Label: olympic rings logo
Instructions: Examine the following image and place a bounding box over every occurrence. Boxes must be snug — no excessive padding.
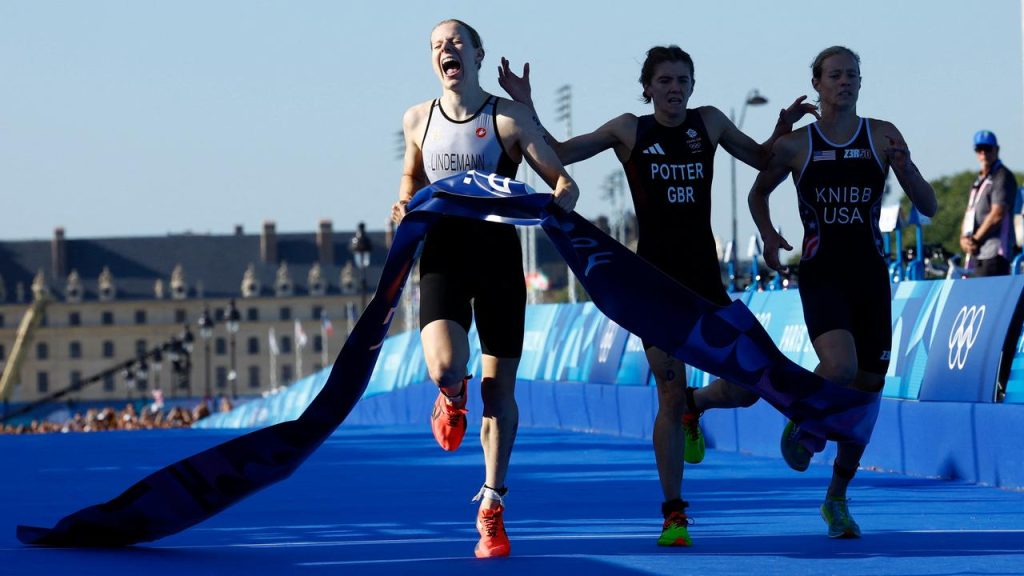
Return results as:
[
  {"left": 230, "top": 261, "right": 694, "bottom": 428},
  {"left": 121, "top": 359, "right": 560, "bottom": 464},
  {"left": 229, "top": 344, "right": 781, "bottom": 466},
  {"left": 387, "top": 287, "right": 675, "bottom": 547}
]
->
[{"left": 947, "top": 305, "right": 986, "bottom": 370}]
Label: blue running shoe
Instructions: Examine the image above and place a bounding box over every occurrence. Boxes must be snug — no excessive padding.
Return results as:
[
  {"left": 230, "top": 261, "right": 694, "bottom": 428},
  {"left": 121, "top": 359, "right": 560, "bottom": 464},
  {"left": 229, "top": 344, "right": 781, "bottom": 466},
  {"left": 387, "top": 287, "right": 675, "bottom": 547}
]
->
[
  {"left": 780, "top": 420, "right": 811, "bottom": 472},
  {"left": 820, "top": 498, "right": 862, "bottom": 538}
]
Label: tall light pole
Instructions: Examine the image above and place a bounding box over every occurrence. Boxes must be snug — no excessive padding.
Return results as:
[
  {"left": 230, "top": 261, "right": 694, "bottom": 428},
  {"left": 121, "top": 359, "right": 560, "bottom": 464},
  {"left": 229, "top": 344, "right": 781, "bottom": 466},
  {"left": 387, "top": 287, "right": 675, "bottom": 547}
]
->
[
  {"left": 603, "top": 171, "right": 626, "bottom": 244},
  {"left": 350, "top": 222, "right": 372, "bottom": 310},
  {"left": 180, "top": 325, "right": 194, "bottom": 397},
  {"left": 225, "top": 299, "right": 240, "bottom": 399},
  {"left": 197, "top": 306, "right": 215, "bottom": 400},
  {"left": 394, "top": 129, "right": 404, "bottom": 161},
  {"left": 555, "top": 84, "right": 578, "bottom": 303},
  {"left": 151, "top": 346, "right": 162, "bottom": 395},
  {"left": 729, "top": 89, "right": 768, "bottom": 289},
  {"left": 135, "top": 357, "right": 149, "bottom": 397}
]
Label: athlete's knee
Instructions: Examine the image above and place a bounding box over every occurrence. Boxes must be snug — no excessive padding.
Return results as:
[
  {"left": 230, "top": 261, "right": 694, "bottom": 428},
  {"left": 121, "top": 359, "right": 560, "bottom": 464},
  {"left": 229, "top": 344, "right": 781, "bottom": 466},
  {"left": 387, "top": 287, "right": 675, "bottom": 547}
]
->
[
  {"left": 480, "top": 377, "right": 517, "bottom": 417},
  {"left": 853, "top": 373, "right": 885, "bottom": 394},
  {"left": 731, "top": 387, "right": 759, "bottom": 408},
  {"left": 656, "top": 386, "right": 687, "bottom": 418},
  {"left": 816, "top": 360, "right": 858, "bottom": 387},
  {"left": 426, "top": 360, "right": 466, "bottom": 390},
  {"left": 651, "top": 360, "right": 685, "bottom": 387}
]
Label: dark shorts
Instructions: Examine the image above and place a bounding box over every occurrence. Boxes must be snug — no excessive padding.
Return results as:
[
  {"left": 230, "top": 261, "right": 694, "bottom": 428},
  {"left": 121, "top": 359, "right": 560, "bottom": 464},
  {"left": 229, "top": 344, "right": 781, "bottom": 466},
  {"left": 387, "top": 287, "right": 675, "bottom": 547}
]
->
[
  {"left": 975, "top": 256, "right": 1010, "bottom": 277},
  {"left": 419, "top": 217, "right": 526, "bottom": 358},
  {"left": 798, "top": 258, "right": 892, "bottom": 375},
  {"left": 638, "top": 252, "right": 732, "bottom": 351}
]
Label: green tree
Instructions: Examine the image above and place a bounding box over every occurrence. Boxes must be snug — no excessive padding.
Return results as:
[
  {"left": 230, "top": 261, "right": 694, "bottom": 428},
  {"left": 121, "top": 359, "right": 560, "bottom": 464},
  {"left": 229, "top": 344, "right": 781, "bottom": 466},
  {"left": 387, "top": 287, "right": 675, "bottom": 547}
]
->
[{"left": 901, "top": 170, "right": 1024, "bottom": 257}]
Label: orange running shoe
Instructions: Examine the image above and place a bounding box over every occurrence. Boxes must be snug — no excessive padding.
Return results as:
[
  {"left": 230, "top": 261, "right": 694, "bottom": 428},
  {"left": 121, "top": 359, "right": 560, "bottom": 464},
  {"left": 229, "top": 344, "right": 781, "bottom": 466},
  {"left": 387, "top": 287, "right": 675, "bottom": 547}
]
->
[
  {"left": 474, "top": 505, "right": 510, "bottom": 558},
  {"left": 431, "top": 384, "right": 468, "bottom": 451}
]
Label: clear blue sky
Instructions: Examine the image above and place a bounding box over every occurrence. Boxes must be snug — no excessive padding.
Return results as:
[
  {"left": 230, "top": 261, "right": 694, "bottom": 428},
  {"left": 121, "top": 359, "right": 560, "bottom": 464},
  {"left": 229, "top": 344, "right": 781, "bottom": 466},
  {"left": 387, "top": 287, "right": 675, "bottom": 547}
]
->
[{"left": 2, "top": 0, "right": 1022, "bottom": 250}]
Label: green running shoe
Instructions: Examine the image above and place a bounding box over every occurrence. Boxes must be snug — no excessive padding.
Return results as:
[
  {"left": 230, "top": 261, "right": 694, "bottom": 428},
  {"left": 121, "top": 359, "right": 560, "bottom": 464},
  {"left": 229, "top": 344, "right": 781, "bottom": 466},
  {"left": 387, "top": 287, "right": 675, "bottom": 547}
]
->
[
  {"left": 780, "top": 420, "right": 811, "bottom": 472},
  {"left": 657, "top": 510, "right": 692, "bottom": 547},
  {"left": 820, "top": 498, "right": 862, "bottom": 538},
  {"left": 682, "top": 412, "right": 705, "bottom": 464}
]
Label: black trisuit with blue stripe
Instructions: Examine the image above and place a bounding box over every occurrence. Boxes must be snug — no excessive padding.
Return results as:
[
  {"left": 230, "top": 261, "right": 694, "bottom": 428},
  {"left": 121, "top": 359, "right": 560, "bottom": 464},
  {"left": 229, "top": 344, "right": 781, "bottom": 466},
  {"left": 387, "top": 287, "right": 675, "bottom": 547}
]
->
[
  {"left": 796, "top": 117, "right": 891, "bottom": 375},
  {"left": 623, "top": 111, "right": 730, "bottom": 304},
  {"left": 418, "top": 96, "right": 526, "bottom": 358},
  {"left": 622, "top": 111, "right": 730, "bottom": 350}
]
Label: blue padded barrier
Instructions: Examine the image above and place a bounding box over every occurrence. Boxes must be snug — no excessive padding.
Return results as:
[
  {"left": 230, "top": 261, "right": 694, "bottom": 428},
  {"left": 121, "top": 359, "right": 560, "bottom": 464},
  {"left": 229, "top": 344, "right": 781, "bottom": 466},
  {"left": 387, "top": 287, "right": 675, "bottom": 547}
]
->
[
  {"left": 197, "top": 277, "right": 1024, "bottom": 489},
  {"left": 915, "top": 276, "right": 1024, "bottom": 402},
  {"left": 1006, "top": 329, "right": 1024, "bottom": 403}
]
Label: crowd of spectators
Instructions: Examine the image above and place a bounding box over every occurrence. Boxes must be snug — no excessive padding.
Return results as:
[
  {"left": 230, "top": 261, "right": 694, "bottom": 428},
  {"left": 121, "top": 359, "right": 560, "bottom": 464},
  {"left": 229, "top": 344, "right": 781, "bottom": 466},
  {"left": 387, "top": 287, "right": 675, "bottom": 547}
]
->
[{"left": 0, "top": 395, "right": 234, "bottom": 435}]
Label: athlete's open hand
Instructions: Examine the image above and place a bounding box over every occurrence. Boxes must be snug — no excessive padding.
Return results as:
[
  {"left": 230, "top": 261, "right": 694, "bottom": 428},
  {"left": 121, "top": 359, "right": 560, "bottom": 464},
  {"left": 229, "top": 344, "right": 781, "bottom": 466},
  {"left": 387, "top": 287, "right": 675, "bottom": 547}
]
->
[
  {"left": 390, "top": 200, "right": 409, "bottom": 224},
  {"left": 761, "top": 228, "right": 793, "bottom": 272},
  {"left": 498, "top": 57, "right": 534, "bottom": 107},
  {"left": 885, "top": 134, "right": 913, "bottom": 174},
  {"left": 552, "top": 180, "right": 579, "bottom": 213},
  {"left": 779, "top": 95, "right": 821, "bottom": 126}
]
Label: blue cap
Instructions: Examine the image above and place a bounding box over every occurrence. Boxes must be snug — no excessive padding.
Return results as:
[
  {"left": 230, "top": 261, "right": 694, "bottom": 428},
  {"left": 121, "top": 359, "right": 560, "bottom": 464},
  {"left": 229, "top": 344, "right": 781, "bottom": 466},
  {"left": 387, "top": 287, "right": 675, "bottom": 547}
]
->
[{"left": 974, "top": 130, "right": 998, "bottom": 148}]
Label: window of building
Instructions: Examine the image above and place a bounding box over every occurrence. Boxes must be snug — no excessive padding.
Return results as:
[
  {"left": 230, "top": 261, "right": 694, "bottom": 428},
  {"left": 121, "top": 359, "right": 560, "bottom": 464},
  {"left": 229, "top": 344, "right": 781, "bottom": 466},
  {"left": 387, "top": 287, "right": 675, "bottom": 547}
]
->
[
  {"left": 279, "top": 307, "right": 291, "bottom": 321},
  {"left": 103, "top": 373, "right": 115, "bottom": 392},
  {"left": 247, "top": 336, "right": 259, "bottom": 355},
  {"left": 248, "top": 365, "right": 260, "bottom": 389},
  {"left": 247, "top": 307, "right": 259, "bottom": 322},
  {"left": 37, "top": 371, "right": 49, "bottom": 393},
  {"left": 215, "top": 307, "right": 225, "bottom": 322},
  {"left": 175, "top": 309, "right": 187, "bottom": 324},
  {"left": 36, "top": 342, "right": 48, "bottom": 360},
  {"left": 69, "top": 311, "right": 81, "bottom": 326},
  {"left": 312, "top": 305, "right": 323, "bottom": 321},
  {"left": 40, "top": 313, "right": 48, "bottom": 327},
  {"left": 135, "top": 310, "right": 147, "bottom": 325},
  {"left": 103, "top": 340, "right": 115, "bottom": 358},
  {"left": 135, "top": 339, "right": 147, "bottom": 357},
  {"left": 101, "top": 311, "right": 114, "bottom": 325},
  {"left": 281, "top": 364, "right": 293, "bottom": 383},
  {"left": 70, "top": 371, "right": 82, "bottom": 388},
  {"left": 216, "top": 366, "right": 228, "bottom": 390},
  {"left": 0, "top": 344, "right": 5, "bottom": 361},
  {"left": 280, "top": 335, "right": 292, "bottom": 354},
  {"left": 0, "top": 313, "right": 4, "bottom": 327},
  {"left": 313, "top": 335, "right": 323, "bottom": 353},
  {"left": 69, "top": 341, "right": 82, "bottom": 359},
  {"left": 215, "top": 337, "right": 227, "bottom": 356}
]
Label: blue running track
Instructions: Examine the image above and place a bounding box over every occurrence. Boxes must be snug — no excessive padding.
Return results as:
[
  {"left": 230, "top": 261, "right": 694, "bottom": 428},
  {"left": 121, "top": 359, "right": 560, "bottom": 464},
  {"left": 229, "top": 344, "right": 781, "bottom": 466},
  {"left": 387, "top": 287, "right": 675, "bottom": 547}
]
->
[{"left": 2, "top": 425, "right": 1022, "bottom": 575}]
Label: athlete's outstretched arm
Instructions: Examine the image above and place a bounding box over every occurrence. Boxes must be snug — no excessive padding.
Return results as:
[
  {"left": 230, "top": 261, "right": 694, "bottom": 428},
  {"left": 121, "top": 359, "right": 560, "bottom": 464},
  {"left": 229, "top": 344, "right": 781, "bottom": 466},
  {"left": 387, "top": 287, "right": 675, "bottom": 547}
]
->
[
  {"left": 874, "top": 120, "right": 937, "bottom": 218},
  {"left": 748, "top": 139, "right": 798, "bottom": 272},
  {"left": 498, "top": 57, "right": 632, "bottom": 164},
  {"left": 392, "top": 104, "right": 429, "bottom": 223},
  {"left": 711, "top": 97, "right": 819, "bottom": 170},
  {"left": 500, "top": 99, "right": 579, "bottom": 212}
]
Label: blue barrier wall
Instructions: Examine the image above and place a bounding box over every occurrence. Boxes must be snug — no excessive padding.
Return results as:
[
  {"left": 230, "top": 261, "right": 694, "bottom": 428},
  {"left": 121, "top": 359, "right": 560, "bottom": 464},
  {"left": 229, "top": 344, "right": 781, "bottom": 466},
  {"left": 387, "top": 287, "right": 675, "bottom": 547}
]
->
[{"left": 196, "top": 277, "right": 1024, "bottom": 489}]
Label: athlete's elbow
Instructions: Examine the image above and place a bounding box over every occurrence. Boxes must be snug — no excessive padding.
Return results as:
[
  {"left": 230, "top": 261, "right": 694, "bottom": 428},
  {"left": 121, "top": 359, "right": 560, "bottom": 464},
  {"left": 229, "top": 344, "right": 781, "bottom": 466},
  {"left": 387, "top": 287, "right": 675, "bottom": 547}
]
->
[{"left": 917, "top": 197, "right": 938, "bottom": 218}]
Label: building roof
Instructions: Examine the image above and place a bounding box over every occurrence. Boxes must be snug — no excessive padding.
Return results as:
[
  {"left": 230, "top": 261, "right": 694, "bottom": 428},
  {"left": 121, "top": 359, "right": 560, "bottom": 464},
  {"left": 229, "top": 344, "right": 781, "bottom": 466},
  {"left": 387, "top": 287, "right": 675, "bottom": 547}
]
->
[{"left": 0, "top": 227, "right": 390, "bottom": 303}]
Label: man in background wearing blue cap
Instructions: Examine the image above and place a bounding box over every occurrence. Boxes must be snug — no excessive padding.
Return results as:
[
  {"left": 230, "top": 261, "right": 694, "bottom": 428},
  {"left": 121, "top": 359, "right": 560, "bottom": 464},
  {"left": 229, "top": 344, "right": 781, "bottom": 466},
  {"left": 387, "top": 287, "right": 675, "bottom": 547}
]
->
[{"left": 960, "top": 130, "right": 1017, "bottom": 276}]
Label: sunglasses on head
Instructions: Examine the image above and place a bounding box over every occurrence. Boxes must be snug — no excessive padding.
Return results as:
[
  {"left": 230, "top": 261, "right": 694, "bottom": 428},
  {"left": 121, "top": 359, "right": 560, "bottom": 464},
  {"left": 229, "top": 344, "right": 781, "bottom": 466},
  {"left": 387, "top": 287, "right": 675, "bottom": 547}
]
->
[{"left": 975, "top": 145, "right": 994, "bottom": 153}]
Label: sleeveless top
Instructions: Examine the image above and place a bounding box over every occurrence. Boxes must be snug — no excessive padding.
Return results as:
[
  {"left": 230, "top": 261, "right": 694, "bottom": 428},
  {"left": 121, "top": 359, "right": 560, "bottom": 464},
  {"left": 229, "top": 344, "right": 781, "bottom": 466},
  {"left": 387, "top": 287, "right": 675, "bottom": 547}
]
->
[
  {"left": 795, "top": 117, "right": 888, "bottom": 267},
  {"left": 622, "top": 111, "right": 719, "bottom": 286},
  {"left": 421, "top": 96, "right": 518, "bottom": 182},
  {"left": 417, "top": 95, "right": 523, "bottom": 285}
]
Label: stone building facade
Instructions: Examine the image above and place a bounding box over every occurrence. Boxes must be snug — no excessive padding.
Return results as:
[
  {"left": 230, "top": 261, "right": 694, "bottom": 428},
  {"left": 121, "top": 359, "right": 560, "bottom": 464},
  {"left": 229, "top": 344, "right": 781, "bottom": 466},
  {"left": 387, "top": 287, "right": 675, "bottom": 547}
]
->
[{"left": 0, "top": 221, "right": 390, "bottom": 404}]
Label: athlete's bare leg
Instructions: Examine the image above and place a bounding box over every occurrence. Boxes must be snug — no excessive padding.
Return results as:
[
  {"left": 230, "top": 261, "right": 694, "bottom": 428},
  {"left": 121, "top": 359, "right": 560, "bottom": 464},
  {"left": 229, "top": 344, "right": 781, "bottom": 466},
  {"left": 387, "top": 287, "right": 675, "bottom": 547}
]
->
[
  {"left": 811, "top": 329, "right": 884, "bottom": 499},
  {"left": 648, "top": 346, "right": 687, "bottom": 501},
  {"left": 693, "top": 378, "right": 759, "bottom": 411},
  {"left": 479, "top": 354, "right": 520, "bottom": 510},
  {"left": 421, "top": 319, "right": 471, "bottom": 397}
]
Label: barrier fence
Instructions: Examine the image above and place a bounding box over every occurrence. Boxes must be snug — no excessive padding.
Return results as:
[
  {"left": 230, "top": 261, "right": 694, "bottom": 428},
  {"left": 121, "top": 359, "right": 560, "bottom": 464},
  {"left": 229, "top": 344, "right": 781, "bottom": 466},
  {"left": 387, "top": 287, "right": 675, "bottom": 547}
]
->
[{"left": 194, "top": 277, "right": 1024, "bottom": 489}]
